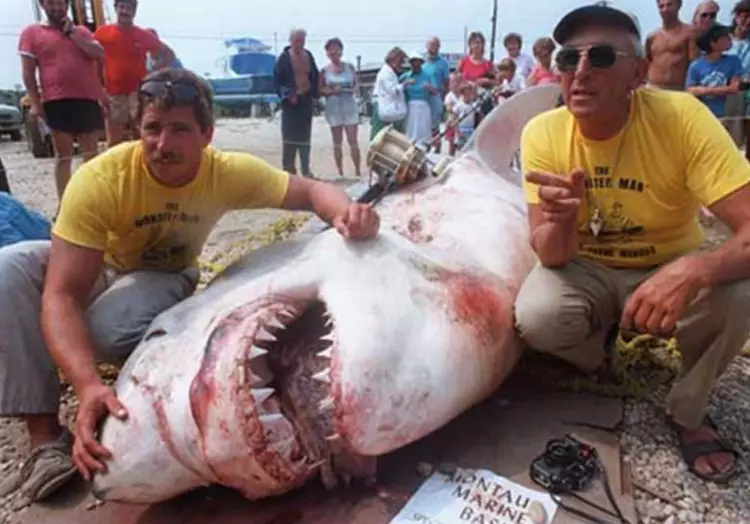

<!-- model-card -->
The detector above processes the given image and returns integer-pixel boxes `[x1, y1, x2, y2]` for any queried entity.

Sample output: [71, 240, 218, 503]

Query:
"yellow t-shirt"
[521, 87, 750, 268]
[53, 141, 290, 272]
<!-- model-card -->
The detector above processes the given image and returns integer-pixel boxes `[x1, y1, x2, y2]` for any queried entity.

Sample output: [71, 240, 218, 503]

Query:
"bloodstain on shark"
[442, 272, 509, 346]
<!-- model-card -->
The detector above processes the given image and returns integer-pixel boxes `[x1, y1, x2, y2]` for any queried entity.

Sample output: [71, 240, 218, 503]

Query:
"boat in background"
[205, 37, 279, 113]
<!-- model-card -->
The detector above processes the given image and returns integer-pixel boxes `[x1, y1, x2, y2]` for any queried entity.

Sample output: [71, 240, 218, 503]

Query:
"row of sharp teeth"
[246, 306, 338, 415]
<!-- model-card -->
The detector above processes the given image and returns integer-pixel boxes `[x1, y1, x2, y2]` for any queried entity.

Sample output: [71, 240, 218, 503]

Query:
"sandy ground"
[0, 116, 749, 523]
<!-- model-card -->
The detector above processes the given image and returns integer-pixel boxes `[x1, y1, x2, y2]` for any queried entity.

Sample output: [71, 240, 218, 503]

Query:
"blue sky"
[0, 0, 738, 90]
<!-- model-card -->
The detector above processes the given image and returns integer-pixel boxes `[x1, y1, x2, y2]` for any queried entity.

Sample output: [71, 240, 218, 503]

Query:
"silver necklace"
[582, 116, 631, 239]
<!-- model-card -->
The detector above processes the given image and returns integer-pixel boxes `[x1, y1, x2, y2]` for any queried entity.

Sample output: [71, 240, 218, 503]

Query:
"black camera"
[529, 434, 599, 494]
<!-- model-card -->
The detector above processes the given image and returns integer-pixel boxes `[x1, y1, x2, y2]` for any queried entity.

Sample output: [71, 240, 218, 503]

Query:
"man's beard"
[45, 12, 66, 27]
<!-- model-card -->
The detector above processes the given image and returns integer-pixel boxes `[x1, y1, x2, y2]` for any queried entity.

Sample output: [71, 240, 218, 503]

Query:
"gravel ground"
[0, 118, 748, 523]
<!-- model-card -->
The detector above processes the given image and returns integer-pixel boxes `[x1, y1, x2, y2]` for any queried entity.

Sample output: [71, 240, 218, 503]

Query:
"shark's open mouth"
[194, 297, 375, 493]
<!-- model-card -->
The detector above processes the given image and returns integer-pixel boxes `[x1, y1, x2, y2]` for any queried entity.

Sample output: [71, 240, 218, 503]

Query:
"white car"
[0, 103, 22, 142]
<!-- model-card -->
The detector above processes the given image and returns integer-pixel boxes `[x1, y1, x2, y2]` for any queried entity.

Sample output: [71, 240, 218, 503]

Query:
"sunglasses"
[555, 44, 632, 72]
[700, 11, 718, 19]
[138, 79, 203, 105]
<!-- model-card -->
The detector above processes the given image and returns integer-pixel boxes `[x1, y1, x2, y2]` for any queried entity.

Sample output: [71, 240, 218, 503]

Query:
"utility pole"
[489, 0, 498, 62]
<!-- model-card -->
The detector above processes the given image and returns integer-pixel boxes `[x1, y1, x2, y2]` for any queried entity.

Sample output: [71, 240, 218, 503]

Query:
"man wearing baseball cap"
[515, 1, 750, 484]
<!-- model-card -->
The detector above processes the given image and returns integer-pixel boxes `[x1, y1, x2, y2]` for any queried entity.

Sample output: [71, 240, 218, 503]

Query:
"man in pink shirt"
[18, 0, 106, 203]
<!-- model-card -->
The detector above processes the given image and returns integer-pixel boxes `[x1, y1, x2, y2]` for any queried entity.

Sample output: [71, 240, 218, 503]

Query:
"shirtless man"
[646, 0, 700, 90]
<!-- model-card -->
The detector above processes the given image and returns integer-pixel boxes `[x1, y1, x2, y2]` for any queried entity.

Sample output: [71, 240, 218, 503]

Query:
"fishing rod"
[422, 83, 505, 152]
[489, 0, 498, 63]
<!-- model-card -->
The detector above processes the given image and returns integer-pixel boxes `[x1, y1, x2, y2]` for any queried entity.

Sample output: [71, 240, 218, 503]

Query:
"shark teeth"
[260, 413, 284, 424]
[265, 315, 286, 330]
[320, 333, 335, 343]
[252, 388, 274, 405]
[278, 307, 296, 320]
[249, 345, 268, 359]
[319, 397, 335, 411]
[324, 433, 341, 442]
[317, 347, 333, 359]
[312, 369, 331, 384]
[267, 437, 297, 456]
[256, 326, 277, 342]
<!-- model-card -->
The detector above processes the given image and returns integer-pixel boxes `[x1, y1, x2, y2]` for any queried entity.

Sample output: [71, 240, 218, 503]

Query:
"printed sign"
[390, 467, 559, 524]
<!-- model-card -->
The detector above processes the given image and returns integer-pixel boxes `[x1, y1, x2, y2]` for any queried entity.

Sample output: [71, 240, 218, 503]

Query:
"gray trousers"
[514, 256, 750, 430]
[0, 240, 198, 416]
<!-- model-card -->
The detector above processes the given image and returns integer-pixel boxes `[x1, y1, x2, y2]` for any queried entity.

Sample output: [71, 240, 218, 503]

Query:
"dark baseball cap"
[553, 2, 641, 45]
[696, 23, 733, 52]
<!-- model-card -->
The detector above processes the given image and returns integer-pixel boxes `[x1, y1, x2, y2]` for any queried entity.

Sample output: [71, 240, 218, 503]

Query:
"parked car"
[0, 103, 22, 142]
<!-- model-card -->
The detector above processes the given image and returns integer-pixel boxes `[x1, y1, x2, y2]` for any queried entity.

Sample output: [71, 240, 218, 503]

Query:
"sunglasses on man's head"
[555, 44, 632, 73]
[138, 79, 203, 105]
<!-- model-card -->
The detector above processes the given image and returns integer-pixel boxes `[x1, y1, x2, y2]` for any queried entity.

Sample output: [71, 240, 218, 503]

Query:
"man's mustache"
[152, 152, 182, 164]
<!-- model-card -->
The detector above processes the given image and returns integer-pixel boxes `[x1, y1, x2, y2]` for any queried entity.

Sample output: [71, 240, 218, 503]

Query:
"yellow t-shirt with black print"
[520, 87, 750, 269]
[53, 141, 290, 272]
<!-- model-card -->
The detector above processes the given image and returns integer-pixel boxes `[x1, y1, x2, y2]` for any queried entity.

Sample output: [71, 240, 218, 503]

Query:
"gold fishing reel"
[366, 126, 452, 187]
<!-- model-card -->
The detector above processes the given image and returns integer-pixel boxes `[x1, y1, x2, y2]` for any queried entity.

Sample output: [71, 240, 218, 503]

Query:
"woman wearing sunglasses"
[517, 3, 749, 486]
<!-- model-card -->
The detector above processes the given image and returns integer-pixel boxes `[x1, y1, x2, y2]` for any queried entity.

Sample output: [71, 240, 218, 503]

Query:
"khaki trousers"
[514, 255, 750, 429]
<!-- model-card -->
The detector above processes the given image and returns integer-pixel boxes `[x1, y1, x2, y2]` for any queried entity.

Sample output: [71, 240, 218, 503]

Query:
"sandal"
[669, 415, 739, 485]
[0, 427, 77, 501]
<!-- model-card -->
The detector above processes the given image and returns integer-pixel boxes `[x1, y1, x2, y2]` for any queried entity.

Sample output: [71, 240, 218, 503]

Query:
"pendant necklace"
[584, 117, 630, 239]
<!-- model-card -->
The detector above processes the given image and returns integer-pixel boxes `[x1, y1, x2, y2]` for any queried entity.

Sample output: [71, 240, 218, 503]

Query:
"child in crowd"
[686, 22, 742, 122]
[527, 37, 559, 86]
[452, 81, 481, 151]
[495, 58, 525, 104]
[443, 73, 462, 156]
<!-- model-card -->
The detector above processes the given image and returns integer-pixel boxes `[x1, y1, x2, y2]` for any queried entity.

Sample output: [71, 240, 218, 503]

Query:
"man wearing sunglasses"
[516, 3, 750, 485]
[0, 67, 380, 500]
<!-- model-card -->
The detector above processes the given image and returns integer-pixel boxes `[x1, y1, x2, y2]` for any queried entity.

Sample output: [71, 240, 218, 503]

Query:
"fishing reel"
[366, 126, 453, 188]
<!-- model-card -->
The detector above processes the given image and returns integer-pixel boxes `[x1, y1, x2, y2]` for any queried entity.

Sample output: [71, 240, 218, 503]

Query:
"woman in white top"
[319, 38, 361, 177]
[370, 46, 408, 140]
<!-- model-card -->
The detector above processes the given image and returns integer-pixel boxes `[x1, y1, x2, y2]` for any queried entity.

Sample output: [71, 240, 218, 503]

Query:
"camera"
[529, 434, 599, 494]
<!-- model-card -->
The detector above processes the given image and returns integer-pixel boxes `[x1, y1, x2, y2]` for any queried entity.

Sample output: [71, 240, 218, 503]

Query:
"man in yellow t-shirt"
[515, 4, 750, 485]
[0, 67, 380, 501]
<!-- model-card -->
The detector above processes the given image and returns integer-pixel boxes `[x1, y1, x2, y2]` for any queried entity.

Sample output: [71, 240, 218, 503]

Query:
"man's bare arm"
[280, 175, 354, 222]
[687, 34, 701, 61]
[41, 236, 105, 393]
[528, 204, 579, 268]
[644, 33, 654, 63]
[20, 55, 41, 109]
[152, 41, 177, 69]
[689, 183, 750, 286]
[69, 29, 105, 60]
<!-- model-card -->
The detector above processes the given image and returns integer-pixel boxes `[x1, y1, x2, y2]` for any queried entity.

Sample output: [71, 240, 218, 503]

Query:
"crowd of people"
[271, 27, 565, 179]
[646, 0, 750, 161]
[16, 0, 176, 208]
[368, 31, 562, 158]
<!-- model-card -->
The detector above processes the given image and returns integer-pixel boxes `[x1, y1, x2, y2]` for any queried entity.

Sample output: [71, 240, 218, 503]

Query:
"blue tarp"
[0, 192, 51, 247]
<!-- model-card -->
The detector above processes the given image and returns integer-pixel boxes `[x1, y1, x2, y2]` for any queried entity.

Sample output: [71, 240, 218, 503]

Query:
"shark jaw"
[188, 294, 376, 500]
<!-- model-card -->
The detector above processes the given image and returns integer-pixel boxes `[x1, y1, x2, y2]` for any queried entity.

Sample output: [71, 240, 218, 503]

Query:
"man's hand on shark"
[333, 204, 380, 240]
